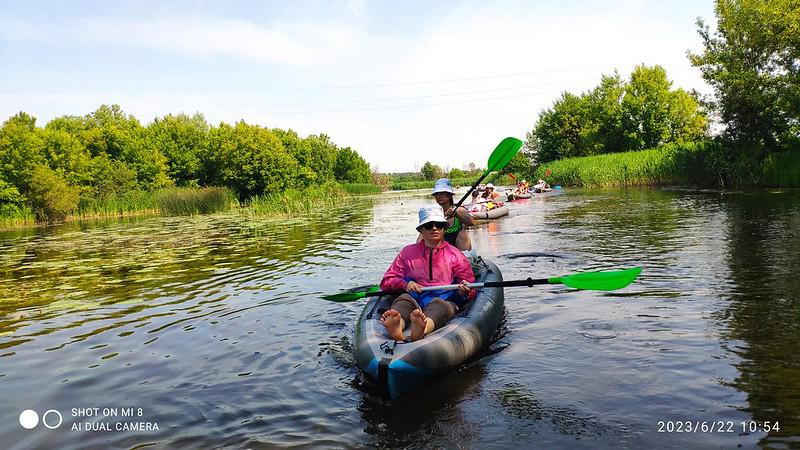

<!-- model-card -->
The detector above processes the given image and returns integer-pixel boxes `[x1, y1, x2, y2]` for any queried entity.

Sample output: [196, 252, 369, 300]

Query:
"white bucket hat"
[432, 178, 455, 195]
[486, 183, 495, 189]
[417, 206, 447, 230]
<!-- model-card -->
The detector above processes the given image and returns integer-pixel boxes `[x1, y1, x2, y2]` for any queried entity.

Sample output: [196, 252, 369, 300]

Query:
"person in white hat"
[379, 206, 476, 341]
[420, 178, 474, 251]
[481, 183, 500, 202]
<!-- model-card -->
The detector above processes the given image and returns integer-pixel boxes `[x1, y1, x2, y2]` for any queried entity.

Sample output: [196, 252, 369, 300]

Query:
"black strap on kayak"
[378, 357, 391, 397]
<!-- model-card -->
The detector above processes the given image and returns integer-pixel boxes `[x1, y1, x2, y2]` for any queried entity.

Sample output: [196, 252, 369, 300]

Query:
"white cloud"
[1, 2, 716, 172]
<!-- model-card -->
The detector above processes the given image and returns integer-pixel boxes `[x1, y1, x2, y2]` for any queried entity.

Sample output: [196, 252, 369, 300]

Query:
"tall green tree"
[148, 113, 209, 186]
[335, 147, 371, 183]
[527, 65, 707, 164]
[0, 112, 46, 192]
[207, 121, 301, 198]
[690, 0, 800, 155]
[420, 161, 443, 180]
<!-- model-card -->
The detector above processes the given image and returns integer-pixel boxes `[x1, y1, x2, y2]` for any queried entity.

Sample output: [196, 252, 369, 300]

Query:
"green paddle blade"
[321, 285, 380, 302]
[549, 267, 642, 291]
[486, 137, 523, 172]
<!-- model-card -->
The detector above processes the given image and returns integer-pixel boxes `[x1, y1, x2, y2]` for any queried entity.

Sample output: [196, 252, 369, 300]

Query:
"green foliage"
[0, 105, 373, 226]
[527, 65, 708, 165]
[156, 186, 235, 216]
[532, 141, 722, 188]
[246, 182, 349, 216]
[341, 183, 384, 194]
[27, 165, 80, 223]
[762, 151, 800, 187]
[448, 167, 465, 179]
[334, 147, 371, 183]
[690, 0, 800, 154]
[0, 112, 47, 191]
[148, 113, 208, 187]
[420, 161, 443, 180]
[502, 150, 535, 179]
[207, 121, 302, 199]
[77, 190, 159, 217]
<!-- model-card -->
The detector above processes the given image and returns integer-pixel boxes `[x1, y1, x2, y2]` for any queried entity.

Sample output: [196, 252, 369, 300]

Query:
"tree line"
[517, 0, 798, 186]
[524, 64, 708, 166]
[0, 105, 372, 221]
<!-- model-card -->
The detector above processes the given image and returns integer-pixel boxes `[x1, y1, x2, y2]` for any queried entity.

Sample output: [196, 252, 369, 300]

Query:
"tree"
[148, 113, 209, 186]
[448, 167, 465, 179]
[0, 112, 46, 192]
[527, 65, 708, 164]
[689, 0, 800, 155]
[306, 134, 338, 183]
[622, 65, 676, 150]
[334, 147, 371, 183]
[420, 161, 443, 180]
[27, 165, 80, 223]
[207, 121, 301, 198]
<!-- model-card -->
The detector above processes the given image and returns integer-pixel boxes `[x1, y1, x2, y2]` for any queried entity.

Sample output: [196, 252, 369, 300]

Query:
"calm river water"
[1, 187, 799, 449]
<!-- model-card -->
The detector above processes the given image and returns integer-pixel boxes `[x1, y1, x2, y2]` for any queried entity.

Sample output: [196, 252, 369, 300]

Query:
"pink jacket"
[380, 241, 475, 305]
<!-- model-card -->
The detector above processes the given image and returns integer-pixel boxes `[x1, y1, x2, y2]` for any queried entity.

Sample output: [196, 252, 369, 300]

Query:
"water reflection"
[2, 188, 800, 448]
[715, 191, 800, 446]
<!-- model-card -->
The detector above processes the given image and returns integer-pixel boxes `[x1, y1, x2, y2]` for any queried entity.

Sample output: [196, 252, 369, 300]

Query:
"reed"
[533, 142, 714, 187]
[77, 190, 161, 218]
[762, 151, 800, 187]
[156, 186, 236, 216]
[246, 183, 348, 216]
[341, 183, 384, 194]
[0, 205, 35, 228]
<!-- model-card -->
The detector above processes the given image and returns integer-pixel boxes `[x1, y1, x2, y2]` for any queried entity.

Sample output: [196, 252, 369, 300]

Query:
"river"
[1, 187, 798, 449]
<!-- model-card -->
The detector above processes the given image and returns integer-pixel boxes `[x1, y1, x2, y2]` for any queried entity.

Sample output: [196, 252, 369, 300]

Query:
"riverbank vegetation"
[511, 0, 799, 189]
[0, 106, 373, 227]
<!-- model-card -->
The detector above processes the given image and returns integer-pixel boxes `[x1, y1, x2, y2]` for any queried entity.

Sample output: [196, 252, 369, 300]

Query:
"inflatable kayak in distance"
[506, 192, 531, 201]
[469, 204, 509, 220]
[354, 258, 505, 399]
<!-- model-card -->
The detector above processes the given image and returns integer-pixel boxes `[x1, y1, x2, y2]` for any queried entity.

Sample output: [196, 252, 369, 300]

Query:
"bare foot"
[380, 309, 405, 341]
[410, 309, 429, 341]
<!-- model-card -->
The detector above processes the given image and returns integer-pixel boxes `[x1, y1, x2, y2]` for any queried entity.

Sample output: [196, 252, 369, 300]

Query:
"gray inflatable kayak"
[354, 257, 505, 399]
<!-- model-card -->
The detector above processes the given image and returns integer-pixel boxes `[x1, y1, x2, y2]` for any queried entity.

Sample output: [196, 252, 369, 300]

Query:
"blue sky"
[1, 0, 716, 172]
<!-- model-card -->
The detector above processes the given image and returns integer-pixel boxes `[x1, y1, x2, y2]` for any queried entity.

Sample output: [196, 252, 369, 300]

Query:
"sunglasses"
[421, 222, 448, 230]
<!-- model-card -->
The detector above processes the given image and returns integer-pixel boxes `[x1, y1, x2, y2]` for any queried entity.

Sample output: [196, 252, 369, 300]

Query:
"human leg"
[422, 298, 458, 331]
[380, 294, 419, 340]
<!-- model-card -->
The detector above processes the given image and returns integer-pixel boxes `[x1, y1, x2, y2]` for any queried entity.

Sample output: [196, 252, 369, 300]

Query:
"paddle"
[453, 137, 522, 210]
[321, 267, 642, 302]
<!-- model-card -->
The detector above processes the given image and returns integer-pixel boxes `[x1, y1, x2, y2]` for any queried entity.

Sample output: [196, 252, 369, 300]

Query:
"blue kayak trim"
[387, 360, 436, 399]
[364, 357, 379, 380]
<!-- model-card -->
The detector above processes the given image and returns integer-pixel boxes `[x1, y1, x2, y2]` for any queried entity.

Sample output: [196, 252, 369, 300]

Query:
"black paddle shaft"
[483, 278, 549, 288]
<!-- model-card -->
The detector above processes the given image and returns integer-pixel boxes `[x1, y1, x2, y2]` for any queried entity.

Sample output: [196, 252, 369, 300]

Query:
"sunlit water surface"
[1, 188, 799, 449]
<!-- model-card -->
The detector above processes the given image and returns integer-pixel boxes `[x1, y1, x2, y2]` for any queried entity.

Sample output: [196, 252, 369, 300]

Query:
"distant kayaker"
[419, 178, 474, 251]
[481, 183, 501, 201]
[533, 179, 550, 192]
[380, 206, 476, 341]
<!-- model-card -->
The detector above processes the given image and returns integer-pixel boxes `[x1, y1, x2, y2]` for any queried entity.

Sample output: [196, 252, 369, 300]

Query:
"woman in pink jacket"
[379, 206, 476, 341]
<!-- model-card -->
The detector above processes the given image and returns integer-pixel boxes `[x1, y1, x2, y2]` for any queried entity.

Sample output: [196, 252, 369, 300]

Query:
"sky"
[0, 0, 717, 173]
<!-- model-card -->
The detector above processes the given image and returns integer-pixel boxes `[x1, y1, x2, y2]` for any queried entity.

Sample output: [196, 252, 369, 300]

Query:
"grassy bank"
[245, 183, 350, 216]
[530, 142, 800, 188]
[1, 186, 238, 229]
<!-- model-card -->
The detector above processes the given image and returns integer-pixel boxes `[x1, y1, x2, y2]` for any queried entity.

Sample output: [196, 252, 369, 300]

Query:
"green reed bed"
[246, 183, 348, 216]
[341, 183, 384, 194]
[77, 190, 161, 218]
[0, 205, 35, 228]
[156, 186, 236, 216]
[762, 151, 800, 187]
[533, 142, 710, 187]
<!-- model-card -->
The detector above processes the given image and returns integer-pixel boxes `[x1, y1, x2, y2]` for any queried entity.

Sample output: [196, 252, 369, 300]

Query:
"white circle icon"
[19, 409, 39, 429]
[42, 410, 63, 429]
